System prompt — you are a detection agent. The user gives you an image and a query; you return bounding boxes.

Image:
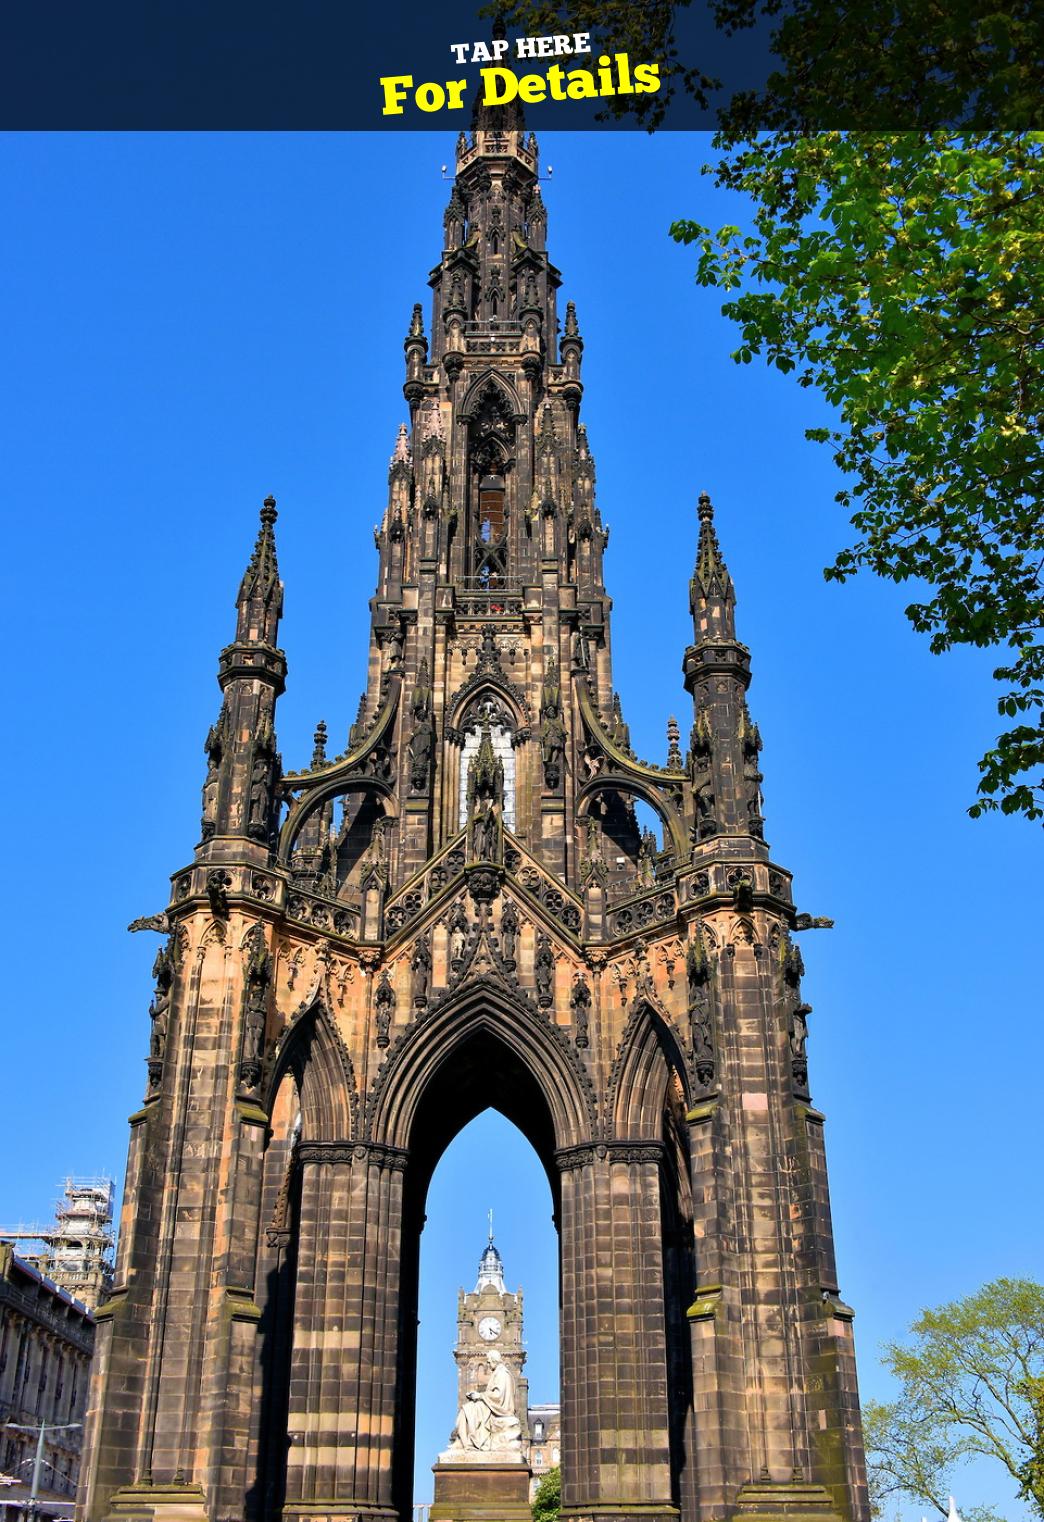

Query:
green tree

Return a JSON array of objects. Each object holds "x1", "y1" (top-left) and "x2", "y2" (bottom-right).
[
  {"x1": 486, "y1": 0, "x2": 1044, "y2": 133},
  {"x1": 672, "y1": 132, "x2": 1044, "y2": 822},
  {"x1": 863, "y1": 1278, "x2": 1044, "y2": 1518},
  {"x1": 488, "y1": 0, "x2": 1044, "y2": 821},
  {"x1": 532, "y1": 1466, "x2": 561, "y2": 1522}
]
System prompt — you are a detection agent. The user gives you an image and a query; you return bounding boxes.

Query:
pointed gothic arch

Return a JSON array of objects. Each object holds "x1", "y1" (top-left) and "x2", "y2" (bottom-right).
[
  {"x1": 268, "y1": 996, "x2": 357, "y2": 1141},
  {"x1": 365, "y1": 976, "x2": 596, "y2": 1157},
  {"x1": 575, "y1": 775, "x2": 689, "y2": 858},
  {"x1": 277, "y1": 776, "x2": 399, "y2": 867},
  {"x1": 457, "y1": 368, "x2": 526, "y2": 425},
  {"x1": 606, "y1": 999, "x2": 693, "y2": 1140}
]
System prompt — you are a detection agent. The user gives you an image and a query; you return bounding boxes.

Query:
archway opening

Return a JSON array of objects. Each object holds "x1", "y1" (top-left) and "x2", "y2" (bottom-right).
[
  {"x1": 397, "y1": 1026, "x2": 562, "y2": 1518},
  {"x1": 412, "y1": 1112, "x2": 559, "y2": 1507}
]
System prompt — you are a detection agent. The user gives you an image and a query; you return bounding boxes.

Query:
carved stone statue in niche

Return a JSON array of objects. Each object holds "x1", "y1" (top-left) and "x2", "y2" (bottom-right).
[
  {"x1": 637, "y1": 828, "x2": 657, "y2": 888},
  {"x1": 570, "y1": 973, "x2": 591, "y2": 1048},
  {"x1": 147, "y1": 935, "x2": 179, "y2": 1080},
  {"x1": 247, "y1": 750, "x2": 272, "y2": 842},
  {"x1": 470, "y1": 794, "x2": 499, "y2": 862},
  {"x1": 789, "y1": 1002, "x2": 811, "y2": 1093},
  {"x1": 686, "y1": 931, "x2": 710, "y2": 999},
  {"x1": 409, "y1": 659, "x2": 436, "y2": 793},
  {"x1": 239, "y1": 924, "x2": 273, "y2": 1091},
  {"x1": 375, "y1": 970, "x2": 395, "y2": 1047},
  {"x1": 686, "y1": 929, "x2": 714, "y2": 1088},
  {"x1": 540, "y1": 707, "x2": 566, "y2": 789},
  {"x1": 779, "y1": 931, "x2": 804, "y2": 988},
  {"x1": 380, "y1": 620, "x2": 405, "y2": 675},
  {"x1": 500, "y1": 899, "x2": 519, "y2": 966},
  {"x1": 694, "y1": 781, "x2": 717, "y2": 841},
  {"x1": 448, "y1": 902, "x2": 469, "y2": 966},
  {"x1": 539, "y1": 657, "x2": 566, "y2": 790},
  {"x1": 535, "y1": 933, "x2": 554, "y2": 1007},
  {"x1": 200, "y1": 704, "x2": 226, "y2": 839},
  {"x1": 411, "y1": 933, "x2": 431, "y2": 1009}
]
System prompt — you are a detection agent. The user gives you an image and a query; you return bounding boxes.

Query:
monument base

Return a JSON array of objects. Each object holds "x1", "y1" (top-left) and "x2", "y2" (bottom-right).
[{"x1": 431, "y1": 1462, "x2": 534, "y2": 1522}]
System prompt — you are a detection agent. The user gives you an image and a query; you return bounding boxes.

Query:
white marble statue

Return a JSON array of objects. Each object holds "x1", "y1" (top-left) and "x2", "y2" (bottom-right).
[{"x1": 447, "y1": 1350, "x2": 522, "y2": 1458}]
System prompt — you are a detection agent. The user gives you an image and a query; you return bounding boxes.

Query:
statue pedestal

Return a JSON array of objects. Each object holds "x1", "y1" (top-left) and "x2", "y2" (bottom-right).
[{"x1": 430, "y1": 1463, "x2": 533, "y2": 1522}]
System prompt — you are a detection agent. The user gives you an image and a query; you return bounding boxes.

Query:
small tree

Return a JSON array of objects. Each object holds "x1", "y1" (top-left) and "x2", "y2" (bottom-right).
[
  {"x1": 532, "y1": 1466, "x2": 561, "y2": 1522},
  {"x1": 865, "y1": 1278, "x2": 1044, "y2": 1520}
]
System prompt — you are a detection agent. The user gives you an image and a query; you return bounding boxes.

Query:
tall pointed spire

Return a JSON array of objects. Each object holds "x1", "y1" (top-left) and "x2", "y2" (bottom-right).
[
  {"x1": 236, "y1": 494, "x2": 283, "y2": 645},
  {"x1": 690, "y1": 491, "x2": 735, "y2": 643},
  {"x1": 683, "y1": 490, "x2": 766, "y2": 844},
  {"x1": 201, "y1": 496, "x2": 286, "y2": 853}
]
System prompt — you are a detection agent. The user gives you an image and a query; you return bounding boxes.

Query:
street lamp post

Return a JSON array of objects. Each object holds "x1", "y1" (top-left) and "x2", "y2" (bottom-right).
[{"x1": 3, "y1": 1423, "x2": 82, "y2": 1522}]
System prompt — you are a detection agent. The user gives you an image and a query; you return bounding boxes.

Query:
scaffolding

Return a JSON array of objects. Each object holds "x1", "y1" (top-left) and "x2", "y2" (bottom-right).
[{"x1": 0, "y1": 1177, "x2": 115, "y2": 1311}]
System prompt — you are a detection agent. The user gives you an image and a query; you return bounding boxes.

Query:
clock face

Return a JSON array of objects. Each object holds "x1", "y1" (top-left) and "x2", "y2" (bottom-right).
[{"x1": 478, "y1": 1315, "x2": 502, "y2": 1342}]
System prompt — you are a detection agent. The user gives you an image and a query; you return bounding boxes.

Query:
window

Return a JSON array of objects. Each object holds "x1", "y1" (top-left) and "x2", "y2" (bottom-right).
[{"x1": 474, "y1": 478, "x2": 507, "y2": 588}]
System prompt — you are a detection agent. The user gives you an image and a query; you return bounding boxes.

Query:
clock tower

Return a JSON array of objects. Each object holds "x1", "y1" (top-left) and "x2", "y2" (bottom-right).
[{"x1": 451, "y1": 1225, "x2": 529, "y2": 1440}]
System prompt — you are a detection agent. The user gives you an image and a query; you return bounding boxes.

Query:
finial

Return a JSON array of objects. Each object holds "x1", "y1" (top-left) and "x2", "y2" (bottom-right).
[
  {"x1": 312, "y1": 720, "x2": 328, "y2": 767},
  {"x1": 409, "y1": 302, "x2": 424, "y2": 337},
  {"x1": 488, "y1": 1207, "x2": 494, "y2": 1244},
  {"x1": 261, "y1": 494, "x2": 278, "y2": 525},
  {"x1": 564, "y1": 301, "x2": 579, "y2": 337},
  {"x1": 666, "y1": 715, "x2": 682, "y2": 769},
  {"x1": 698, "y1": 491, "x2": 713, "y2": 523},
  {"x1": 391, "y1": 422, "x2": 411, "y2": 464}
]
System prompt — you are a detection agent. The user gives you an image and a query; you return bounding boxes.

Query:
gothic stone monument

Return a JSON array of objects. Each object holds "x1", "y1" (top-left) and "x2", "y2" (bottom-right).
[{"x1": 79, "y1": 118, "x2": 869, "y2": 1522}]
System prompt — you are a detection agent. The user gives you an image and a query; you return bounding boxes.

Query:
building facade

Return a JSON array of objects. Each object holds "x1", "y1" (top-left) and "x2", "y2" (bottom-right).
[
  {"x1": 1, "y1": 1181, "x2": 115, "y2": 1315},
  {"x1": 80, "y1": 118, "x2": 869, "y2": 1522},
  {"x1": 526, "y1": 1403, "x2": 560, "y2": 1499},
  {"x1": 0, "y1": 1242, "x2": 94, "y2": 1517}
]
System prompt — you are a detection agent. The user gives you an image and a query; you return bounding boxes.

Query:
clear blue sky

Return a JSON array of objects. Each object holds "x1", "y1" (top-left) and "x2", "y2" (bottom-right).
[{"x1": 1, "y1": 132, "x2": 1039, "y2": 1514}]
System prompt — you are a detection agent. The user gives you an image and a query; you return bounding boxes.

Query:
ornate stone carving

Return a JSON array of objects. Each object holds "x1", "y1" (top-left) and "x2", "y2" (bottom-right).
[
  {"x1": 145, "y1": 932, "x2": 181, "y2": 1091},
  {"x1": 129, "y1": 913, "x2": 170, "y2": 934},
  {"x1": 499, "y1": 899, "x2": 519, "y2": 967},
  {"x1": 207, "y1": 869, "x2": 231, "y2": 926},
  {"x1": 445, "y1": 1349, "x2": 522, "y2": 1459},
  {"x1": 238, "y1": 923, "x2": 272, "y2": 1092},
  {"x1": 374, "y1": 969, "x2": 395, "y2": 1047},
  {"x1": 570, "y1": 972, "x2": 591, "y2": 1048},
  {"x1": 534, "y1": 932, "x2": 555, "y2": 1007},
  {"x1": 779, "y1": 930, "x2": 805, "y2": 987},
  {"x1": 539, "y1": 655, "x2": 566, "y2": 790},
  {"x1": 448, "y1": 901, "x2": 469, "y2": 968},
  {"x1": 408, "y1": 659, "x2": 436, "y2": 793},
  {"x1": 200, "y1": 701, "x2": 228, "y2": 839},
  {"x1": 410, "y1": 932, "x2": 431, "y2": 1009},
  {"x1": 789, "y1": 1002, "x2": 811, "y2": 1095}
]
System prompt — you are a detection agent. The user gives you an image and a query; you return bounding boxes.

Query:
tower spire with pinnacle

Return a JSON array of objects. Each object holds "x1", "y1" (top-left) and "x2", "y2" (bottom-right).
[
  {"x1": 683, "y1": 492, "x2": 765, "y2": 844},
  {"x1": 199, "y1": 496, "x2": 286, "y2": 853},
  {"x1": 690, "y1": 489, "x2": 736, "y2": 644}
]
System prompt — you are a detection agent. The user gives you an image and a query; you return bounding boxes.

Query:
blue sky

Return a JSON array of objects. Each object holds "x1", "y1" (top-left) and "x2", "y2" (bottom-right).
[{"x1": 0, "y1": 132, "x2": 1039, "y2": 1513}]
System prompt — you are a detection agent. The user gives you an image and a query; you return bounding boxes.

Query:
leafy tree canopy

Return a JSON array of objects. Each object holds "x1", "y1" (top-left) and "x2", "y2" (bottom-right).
[
  {"x1": 532, "y1": 1465, "x2": 561, "y2": 1522},
  {"x1": 864, "y1": 1277, "x2": 1044, "y2": 1518},
  {"x1": 487, "y1": 0, "x2": 1044, "y2": 129},
  {"x1": 488, "y1": 1, "x2": 1044, "y2": 821},
  {"x1": 672, "y1": 132, "x2": 1044, "y2": 821}
]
